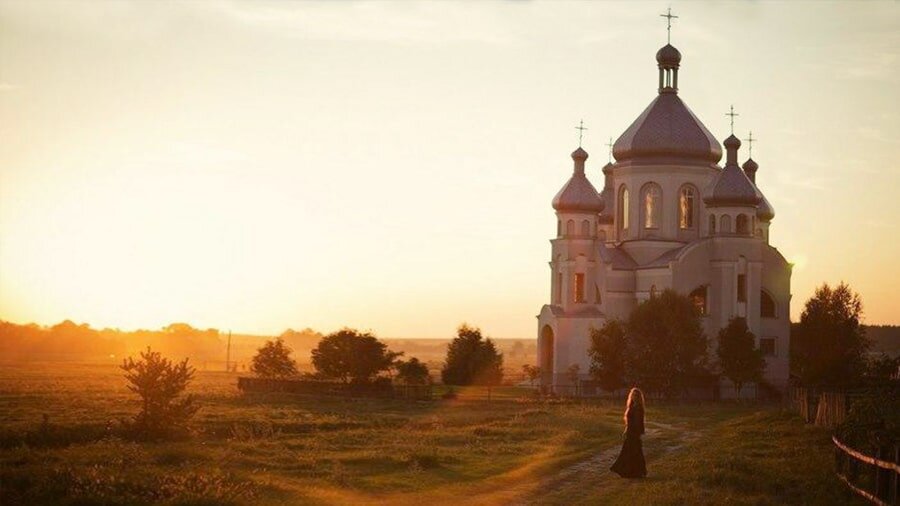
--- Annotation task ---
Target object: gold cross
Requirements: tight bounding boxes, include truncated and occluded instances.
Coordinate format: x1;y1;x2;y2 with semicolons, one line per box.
725;105;739;135
575;119;588;147
660;7;678;44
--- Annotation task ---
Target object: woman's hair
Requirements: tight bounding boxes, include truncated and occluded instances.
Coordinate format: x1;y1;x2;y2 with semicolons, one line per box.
624;387;645;424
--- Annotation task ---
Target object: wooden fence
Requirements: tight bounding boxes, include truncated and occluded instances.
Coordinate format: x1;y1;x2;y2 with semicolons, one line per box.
833;435;899;506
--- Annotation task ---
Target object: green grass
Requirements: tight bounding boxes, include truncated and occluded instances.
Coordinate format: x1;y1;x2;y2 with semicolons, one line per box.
0;363;864;505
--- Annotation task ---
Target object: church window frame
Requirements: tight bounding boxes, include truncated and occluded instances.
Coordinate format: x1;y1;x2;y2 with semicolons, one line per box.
737;274;747;303
709;214;716;235
581;219;590;237
641;183;662;229
566;219;575;236
720;214;732;234
557;220;562;237
618;185;630;234
690;285;708;315
678;185;697;229
574;273;586;303
736;214;749;235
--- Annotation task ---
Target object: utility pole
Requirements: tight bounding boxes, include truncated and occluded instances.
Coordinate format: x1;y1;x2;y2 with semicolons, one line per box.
226;330;232;372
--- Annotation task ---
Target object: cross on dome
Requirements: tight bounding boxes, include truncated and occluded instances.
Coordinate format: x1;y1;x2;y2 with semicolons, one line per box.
725;105;739;135
575;119;588;147
660;7;678;44
606;137;614;163
744;131;756;158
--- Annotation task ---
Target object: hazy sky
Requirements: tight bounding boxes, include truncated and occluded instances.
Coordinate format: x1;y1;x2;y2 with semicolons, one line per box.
1;1;898;338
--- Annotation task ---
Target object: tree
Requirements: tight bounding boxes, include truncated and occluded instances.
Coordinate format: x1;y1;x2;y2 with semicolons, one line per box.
565;364;581;394
121;347;198;438
441;324;504;386
588;319;628;392
522;364;541;387
716;317;766;396
791;282;868;386
311;329;400;384
395;357;430;385
251;338;298;379
624;290;708;396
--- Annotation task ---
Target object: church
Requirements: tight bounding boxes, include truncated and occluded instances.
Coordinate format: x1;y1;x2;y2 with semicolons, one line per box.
536;34;792;394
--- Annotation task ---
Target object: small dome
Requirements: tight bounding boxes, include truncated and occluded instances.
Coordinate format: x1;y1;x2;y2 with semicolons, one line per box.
704;164;761;207
602;162;614;175
742;158;758;172
724;134;741;150
553;148;604;213
656;44;682;67
757;192;775;221
571;147;588;161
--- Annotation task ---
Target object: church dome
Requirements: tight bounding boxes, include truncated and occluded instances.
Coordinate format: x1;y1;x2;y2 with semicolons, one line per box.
656;44;682;67
552;148;604;213
612;94;723;167
704;164;761;207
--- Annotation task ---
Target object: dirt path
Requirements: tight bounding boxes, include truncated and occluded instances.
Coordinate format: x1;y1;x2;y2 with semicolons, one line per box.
510;421;703;506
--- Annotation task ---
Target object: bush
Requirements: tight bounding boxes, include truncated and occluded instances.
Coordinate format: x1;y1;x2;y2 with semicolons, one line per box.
395;357;430;385
716;317;766;396
251;338;298;379
121;348;198;439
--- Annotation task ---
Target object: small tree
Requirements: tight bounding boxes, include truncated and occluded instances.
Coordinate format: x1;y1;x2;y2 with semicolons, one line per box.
121;347;198;438
395;357;430;385
791;282;868;386
588;320;628;392
251;338;298;379
522;364;541;387
565;364;581;395
311;328;400;384
441;324;504;386
716;317;766;396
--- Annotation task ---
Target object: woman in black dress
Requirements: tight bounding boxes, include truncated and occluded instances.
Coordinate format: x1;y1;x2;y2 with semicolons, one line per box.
610;387;647;478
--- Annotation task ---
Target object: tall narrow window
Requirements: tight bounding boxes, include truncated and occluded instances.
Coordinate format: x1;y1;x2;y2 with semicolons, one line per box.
581;220;590;237
760;290;776;317
574;273;585;303
736;214;749;235
619;186;630;231
566;219;575;236
709;215;716;234
557;220;562;237
737;274;747;302
679;187;695;229
643;185;661;228
595;284;601;304
720;214;732;233
556;272;562;303
690;286;708;315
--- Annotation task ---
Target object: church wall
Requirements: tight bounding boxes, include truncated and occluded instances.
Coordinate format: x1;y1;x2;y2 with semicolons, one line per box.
536;306;604;389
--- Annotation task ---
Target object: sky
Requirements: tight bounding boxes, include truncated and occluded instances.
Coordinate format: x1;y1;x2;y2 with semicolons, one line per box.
1;1;898;338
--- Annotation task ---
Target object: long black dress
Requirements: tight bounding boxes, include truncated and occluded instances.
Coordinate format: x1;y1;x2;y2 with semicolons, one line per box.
610;408;647;478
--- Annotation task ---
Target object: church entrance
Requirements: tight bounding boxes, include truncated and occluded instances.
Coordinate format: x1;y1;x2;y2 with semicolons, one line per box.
540;325;554;389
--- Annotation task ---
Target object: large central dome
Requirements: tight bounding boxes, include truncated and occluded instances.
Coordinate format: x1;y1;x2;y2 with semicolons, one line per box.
613;93;722;167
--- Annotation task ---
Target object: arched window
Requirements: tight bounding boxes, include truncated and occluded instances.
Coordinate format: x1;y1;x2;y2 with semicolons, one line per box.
594;284;601;304
574;273;586;303
690;285;708;315
618;185;630;232
557;220;562;237
566;219;575;236
761;290;776;318
679;186;696;229
650;285;657;299
581;220;590;237
736;214;749;235
720;214;732;233
709;214;716;234
643;184;661;229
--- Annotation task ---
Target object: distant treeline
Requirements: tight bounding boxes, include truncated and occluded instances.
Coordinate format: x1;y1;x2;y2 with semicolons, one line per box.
867;325;900;356
0;320;222;362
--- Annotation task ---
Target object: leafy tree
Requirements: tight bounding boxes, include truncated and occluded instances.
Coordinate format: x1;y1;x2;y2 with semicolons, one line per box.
121;347;198;438
625;290;708;396
311;329;400;384
522;364;541;387
251;338;298;379
441;324;504;386
791;282;868;386
395;357;430;385
588;320;628;392
716;317;766;396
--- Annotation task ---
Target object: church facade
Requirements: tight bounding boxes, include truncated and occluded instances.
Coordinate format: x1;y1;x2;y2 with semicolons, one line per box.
536;41;791;393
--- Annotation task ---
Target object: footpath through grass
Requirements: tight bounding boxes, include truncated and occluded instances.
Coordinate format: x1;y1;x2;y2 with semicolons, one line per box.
0;363;864;505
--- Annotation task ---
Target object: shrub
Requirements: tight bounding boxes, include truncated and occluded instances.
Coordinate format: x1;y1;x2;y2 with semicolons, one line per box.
251;338;298;379
395;357;430;385
121;348;198;439
588;319;628;392
716;317;766;396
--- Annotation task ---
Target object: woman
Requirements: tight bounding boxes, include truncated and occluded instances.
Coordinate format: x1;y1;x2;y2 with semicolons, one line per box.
610;387;647;478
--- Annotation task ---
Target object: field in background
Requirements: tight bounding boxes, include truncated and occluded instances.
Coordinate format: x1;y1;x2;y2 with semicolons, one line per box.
0;363;863;505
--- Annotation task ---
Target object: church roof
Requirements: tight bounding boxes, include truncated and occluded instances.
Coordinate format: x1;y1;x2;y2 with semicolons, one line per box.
612;93;723;167
704;135;760;207
656;44;682;67
757;191;775;221
598;244;637;270
552;148;605;213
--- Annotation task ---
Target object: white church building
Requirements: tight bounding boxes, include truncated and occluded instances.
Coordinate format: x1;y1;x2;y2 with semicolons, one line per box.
536;39;791;394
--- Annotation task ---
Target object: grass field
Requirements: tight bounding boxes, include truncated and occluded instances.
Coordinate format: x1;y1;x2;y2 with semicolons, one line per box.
0;363;865;505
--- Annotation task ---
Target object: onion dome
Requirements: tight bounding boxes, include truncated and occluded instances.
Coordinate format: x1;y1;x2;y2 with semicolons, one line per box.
704;135;760;207
656;44;682;67
742;158;759;183
612;94;723;167
552;148;605;213
598;162;615;224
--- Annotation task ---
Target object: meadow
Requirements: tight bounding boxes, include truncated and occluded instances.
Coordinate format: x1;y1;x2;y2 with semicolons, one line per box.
0;363;864;505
